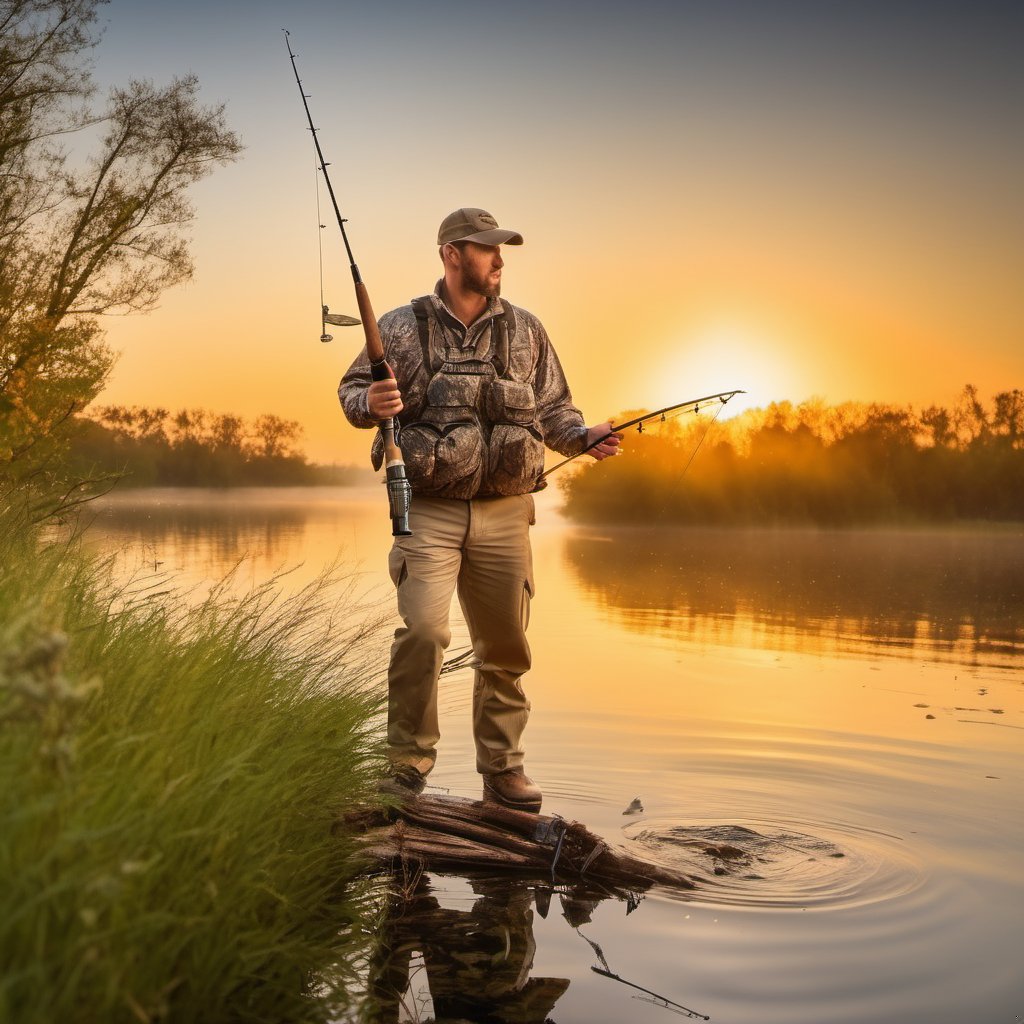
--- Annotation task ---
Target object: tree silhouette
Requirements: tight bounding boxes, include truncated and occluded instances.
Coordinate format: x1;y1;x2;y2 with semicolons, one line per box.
561;388;1024;525
0;0;240;515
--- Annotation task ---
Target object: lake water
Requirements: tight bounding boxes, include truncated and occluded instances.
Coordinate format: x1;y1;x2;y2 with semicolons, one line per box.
83;486;1024;1024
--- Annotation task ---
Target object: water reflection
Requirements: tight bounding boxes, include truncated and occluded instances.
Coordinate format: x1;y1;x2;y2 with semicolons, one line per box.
81;487;392;603
364;868;712;1024
575;930;709;1021
365;873;571;1023
86;490;311;566
564;526;1024;665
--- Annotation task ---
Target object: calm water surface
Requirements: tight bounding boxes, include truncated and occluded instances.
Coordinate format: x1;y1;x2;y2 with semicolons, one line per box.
84;486;1024;1024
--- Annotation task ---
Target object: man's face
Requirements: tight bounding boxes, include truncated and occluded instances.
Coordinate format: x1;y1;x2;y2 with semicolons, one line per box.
456;242;504;298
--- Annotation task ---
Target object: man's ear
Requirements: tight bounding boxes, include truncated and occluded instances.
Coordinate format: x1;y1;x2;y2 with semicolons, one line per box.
441;242;461;267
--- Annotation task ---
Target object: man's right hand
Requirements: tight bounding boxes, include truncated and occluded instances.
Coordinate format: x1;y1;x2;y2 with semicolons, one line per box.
367;376;403;420
585;420;623;460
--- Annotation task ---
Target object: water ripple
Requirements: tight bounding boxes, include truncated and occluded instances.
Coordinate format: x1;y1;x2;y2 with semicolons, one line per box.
623;816;925;910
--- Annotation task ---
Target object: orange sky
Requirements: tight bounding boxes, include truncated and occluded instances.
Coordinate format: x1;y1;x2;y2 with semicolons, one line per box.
93;2;1023;465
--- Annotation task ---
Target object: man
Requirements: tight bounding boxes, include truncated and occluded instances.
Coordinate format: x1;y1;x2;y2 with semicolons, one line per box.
339;207;620;811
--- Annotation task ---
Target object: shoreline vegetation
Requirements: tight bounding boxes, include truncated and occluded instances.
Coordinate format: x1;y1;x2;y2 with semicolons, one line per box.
69;406;369;489
560;386;1024;526
0;505;389;1022
72;389;1023;529
1;5;392;1020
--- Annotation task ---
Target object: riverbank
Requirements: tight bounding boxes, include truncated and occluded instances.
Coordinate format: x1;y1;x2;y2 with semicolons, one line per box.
0;507;386;1023
51;486;1024;1022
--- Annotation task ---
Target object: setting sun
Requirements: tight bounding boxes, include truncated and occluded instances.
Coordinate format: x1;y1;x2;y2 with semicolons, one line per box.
656;316;806;417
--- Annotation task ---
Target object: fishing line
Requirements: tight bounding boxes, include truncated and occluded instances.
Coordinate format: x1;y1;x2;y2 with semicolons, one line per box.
653;398;729;520
676;398;727;482
314;157;331;342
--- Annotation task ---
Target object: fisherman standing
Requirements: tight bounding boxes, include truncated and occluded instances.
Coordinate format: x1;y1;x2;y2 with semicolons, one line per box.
339;208;620;811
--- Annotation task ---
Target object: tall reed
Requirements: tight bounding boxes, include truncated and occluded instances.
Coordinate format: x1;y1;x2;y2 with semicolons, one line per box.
0;506;389;1023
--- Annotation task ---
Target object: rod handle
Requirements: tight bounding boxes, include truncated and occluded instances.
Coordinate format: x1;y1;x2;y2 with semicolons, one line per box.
354;279;384;363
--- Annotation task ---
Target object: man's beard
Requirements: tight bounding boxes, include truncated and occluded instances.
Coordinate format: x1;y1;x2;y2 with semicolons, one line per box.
464;265;501;298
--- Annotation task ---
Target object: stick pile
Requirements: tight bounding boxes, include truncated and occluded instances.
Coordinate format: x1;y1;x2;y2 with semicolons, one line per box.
352;794;696;894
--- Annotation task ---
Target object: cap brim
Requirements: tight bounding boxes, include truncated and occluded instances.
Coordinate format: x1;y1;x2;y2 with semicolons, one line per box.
460;228;524;246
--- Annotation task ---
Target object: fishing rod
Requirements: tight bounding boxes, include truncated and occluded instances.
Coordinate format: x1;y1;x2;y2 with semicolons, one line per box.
284;30;412;537
576;929;709;1020
591;968;710;1020
541;389;745;479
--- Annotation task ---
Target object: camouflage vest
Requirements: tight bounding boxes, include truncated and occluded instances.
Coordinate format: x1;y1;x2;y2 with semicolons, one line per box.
373;296;546;499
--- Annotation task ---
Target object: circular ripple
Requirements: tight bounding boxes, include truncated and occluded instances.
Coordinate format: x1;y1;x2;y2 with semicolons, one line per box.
623;817;925;910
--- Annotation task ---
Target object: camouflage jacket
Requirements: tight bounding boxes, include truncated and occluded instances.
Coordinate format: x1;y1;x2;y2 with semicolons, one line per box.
338;282;588;499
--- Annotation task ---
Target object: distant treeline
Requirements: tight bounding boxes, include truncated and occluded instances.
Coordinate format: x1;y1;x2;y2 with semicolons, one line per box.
560;386;1024;525
69;406;363;487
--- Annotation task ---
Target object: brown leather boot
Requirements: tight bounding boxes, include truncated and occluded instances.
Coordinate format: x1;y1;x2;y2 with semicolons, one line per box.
378;766;426;799
482;768;542;812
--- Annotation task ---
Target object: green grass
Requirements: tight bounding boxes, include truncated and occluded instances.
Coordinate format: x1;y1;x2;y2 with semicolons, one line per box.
0;506;389;1023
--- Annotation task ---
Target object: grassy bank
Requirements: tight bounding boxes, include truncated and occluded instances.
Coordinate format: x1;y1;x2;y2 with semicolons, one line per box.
0;507;388;1023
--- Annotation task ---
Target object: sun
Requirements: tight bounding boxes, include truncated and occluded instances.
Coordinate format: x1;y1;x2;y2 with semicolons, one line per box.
656;316;808;417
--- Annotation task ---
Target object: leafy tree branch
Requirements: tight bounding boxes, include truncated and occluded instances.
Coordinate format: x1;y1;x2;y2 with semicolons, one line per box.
0;0;241;514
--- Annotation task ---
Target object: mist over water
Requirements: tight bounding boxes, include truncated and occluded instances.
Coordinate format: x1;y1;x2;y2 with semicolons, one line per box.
84;486;1024;1024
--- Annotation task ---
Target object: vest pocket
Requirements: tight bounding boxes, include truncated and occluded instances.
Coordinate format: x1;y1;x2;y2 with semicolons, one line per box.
485;378;536;426
426;371;486;411
400;421;484;499
488;424;545;496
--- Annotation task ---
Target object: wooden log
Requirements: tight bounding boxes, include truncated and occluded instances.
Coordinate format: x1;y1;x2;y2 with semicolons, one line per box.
350;793;697;894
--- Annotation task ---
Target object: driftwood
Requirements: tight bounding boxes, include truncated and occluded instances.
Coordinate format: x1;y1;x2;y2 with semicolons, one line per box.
351;793;696;894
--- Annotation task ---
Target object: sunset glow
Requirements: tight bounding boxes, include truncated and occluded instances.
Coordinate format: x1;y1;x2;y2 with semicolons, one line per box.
86;1;1022;467
657;317;804;417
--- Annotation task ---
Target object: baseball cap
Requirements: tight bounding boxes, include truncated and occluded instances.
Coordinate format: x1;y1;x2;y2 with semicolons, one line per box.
437;208;524;246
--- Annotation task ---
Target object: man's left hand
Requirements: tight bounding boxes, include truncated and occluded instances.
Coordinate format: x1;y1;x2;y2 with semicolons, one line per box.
585;421;623;461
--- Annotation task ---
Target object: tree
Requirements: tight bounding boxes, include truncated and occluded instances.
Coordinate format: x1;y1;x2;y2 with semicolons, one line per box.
992;389;1024;448
0;0;241;515
951;384;989;449
919;404;955;448
251;413;302;459
210;412;244;453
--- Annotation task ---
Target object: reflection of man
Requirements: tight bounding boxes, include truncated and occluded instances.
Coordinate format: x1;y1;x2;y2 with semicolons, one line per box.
339;208;620;810
366;874;570;1024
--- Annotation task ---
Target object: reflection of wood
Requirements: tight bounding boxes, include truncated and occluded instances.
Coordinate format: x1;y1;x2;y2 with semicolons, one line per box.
352;794;696;893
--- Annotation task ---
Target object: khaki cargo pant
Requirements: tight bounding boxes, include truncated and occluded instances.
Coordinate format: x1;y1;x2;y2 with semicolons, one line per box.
386;493;536;776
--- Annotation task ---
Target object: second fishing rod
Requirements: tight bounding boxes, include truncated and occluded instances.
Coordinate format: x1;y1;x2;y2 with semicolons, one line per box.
285;30;412;537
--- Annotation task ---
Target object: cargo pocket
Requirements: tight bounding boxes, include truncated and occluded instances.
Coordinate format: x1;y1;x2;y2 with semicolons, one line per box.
520;492;536;525
387;547;408;589
520;575;534;630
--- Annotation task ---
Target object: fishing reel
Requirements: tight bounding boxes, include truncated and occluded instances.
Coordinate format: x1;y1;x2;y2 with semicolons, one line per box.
320;304;361;343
